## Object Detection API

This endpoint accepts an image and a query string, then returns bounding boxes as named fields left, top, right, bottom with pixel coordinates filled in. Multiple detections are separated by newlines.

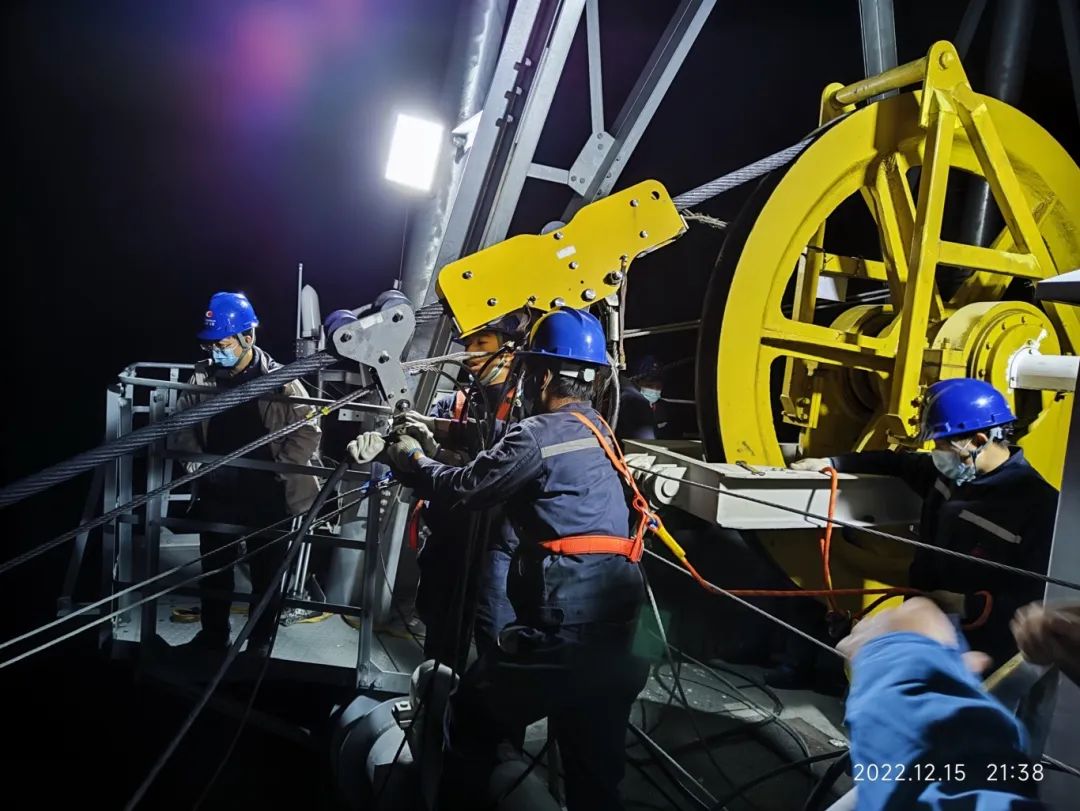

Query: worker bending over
left=795, top=378, right=1057, bottom=667
left=353, top=308, right=649, bottom=810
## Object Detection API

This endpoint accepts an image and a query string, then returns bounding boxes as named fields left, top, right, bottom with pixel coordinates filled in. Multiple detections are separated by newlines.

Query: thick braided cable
left=0, top=352, right=339, bottom=509
left=0, top=385, right=371, bottom=575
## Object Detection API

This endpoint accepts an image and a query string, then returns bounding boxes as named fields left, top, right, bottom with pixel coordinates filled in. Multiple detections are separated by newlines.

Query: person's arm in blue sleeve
left=428, top=393, right=455, bottom=419
left=844, top=604, right=1045, bottom=810
left=832, top=450, right=939, bottom=496
left=410, top=422, right=542, bottom=511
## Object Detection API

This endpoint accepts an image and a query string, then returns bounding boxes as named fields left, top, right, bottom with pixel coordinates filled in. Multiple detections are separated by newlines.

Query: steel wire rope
left=193, top=475, right=401, bottom=810
left=671, top=124, right=836, bottom=210
left=643, top=569, right=736, bottom=798
left=0, top=346, right=477, bottom=517
left=0, top=352, right=341, bottom=509
left=633, top=643, right=803, bottom=759
left=710, top=750, right=850, bottom=811
left=644, top=648, right=812, bottom=761
left=645, top=549, right=844, bottom=662
left=1043, top=755, right=1080, bottom=779
left=0, top=478, right=392, bottom=670
left=0, top=479, right=380, bottom=652
left=1, top=350, right=482, bottom=577
left=0, top=383, right=373, bottom=575
left=123, top=461, right=350, bottom=810
left=631, top=464, right=1080, bottom=595
left=627, top=722, right=714, bottom=811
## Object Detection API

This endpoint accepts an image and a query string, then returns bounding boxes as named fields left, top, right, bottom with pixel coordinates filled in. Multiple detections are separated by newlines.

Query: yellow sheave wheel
left=697, top=85, right=1080, bottom=489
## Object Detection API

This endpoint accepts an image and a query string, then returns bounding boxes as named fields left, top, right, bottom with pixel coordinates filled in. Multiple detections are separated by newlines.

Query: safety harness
left=451, top=387, right=515, bottom=422
left=536, top=410, right=654, bottom=564
left=407, top=386, right=516, bottom=550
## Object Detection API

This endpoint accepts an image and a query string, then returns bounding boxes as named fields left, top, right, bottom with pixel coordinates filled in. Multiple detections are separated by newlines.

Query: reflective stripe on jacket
left=410, top=402, right=644, bottom=628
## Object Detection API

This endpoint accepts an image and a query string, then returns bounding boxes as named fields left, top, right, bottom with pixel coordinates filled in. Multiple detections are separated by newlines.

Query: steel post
left=857, top=0, right=898, bottom=96
left=1034, top=270, right=1080, bottom=784
left=139, top=388, right=169, bottom=646
left=955, top=0, right=989, bottom=59
left=400, top=0, right=512, bottom=310
left=59, top=466, right=104, bottom=616
left=563, top=0, right=716, bottom=218
left=1060, top=0, right=1080, bottom=127
left=960, top=0, right=1036, bottom=250
left=356, top=471, right=383, bottom=689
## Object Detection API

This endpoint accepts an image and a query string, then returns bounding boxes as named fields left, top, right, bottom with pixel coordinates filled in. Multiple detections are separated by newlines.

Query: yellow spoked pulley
left=697, top=41, right=1080, bottom=489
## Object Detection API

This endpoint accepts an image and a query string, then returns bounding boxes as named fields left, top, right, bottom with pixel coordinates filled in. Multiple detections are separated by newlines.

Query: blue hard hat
left=919, top=378, right=1016, bottom=441
left=518, top=307, right=609, bottom=366
left=629, top=354, right=663, bottom=380
left=198, top=292, right=259, bottom=341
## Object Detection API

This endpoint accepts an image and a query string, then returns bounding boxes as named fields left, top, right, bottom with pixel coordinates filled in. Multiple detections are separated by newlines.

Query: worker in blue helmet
left=793, top=378, right=1058, bottom=667
left=351, top=307, right=649, bottom=810
left=170, top=292, right=322, bottom=654
left=395, top=310, right=529, bottom=662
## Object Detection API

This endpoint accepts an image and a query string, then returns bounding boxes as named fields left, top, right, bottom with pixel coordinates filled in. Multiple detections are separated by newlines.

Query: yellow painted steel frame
left=713, top=41, right=1080, bottom=491
left=436, top=181, right=685, bottom=337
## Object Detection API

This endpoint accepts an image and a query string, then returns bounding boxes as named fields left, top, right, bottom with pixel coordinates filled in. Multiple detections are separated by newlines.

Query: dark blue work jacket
left=411, top=402, right=645, bottom=629
left=832, top=448, right=1058, bottom=662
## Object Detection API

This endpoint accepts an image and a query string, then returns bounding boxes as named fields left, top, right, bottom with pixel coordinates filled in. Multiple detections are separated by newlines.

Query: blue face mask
left=640, top=387, right=662, bottom=405
left=212, top=345, right=242, bottom=368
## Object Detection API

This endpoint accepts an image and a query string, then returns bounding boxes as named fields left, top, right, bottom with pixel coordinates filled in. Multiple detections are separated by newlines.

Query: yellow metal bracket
left=817, top=41, right=1075, bottom=441
left=436, top=181, right=686, bottom=337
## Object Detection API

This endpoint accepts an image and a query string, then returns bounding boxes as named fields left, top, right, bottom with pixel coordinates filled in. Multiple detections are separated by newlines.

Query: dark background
left=3, top=0, right=1077, bottom=807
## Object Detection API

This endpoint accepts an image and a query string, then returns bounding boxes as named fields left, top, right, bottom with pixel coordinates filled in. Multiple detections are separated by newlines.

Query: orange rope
left=820, top=467, right=840, bottom=613
left=569, top=418, right=994, bottom=632
left=680, top=556, right=915, bottom=598
left=644, top=467, right=993, bottom=631
left=962, top=590, right=994, bottom=630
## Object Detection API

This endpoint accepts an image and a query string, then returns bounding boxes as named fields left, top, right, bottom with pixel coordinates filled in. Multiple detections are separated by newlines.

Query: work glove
left=790, top=457, right=832, bottom=472
left=347, top=432, right=386, bottom=464
left=399, top=410, right=436, bottom=431
left=401, top=421, right=438, bottom=460
left=385, top=433, right=425, bottom=474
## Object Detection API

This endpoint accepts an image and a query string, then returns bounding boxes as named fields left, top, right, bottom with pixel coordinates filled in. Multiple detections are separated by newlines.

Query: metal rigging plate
left=436, top=180, right=686, bottom=336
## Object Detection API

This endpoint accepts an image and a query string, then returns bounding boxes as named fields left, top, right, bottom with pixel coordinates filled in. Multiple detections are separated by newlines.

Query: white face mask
left=640, top=387, right=662, bottom=405
left=931, top=441, right=979, bottom=485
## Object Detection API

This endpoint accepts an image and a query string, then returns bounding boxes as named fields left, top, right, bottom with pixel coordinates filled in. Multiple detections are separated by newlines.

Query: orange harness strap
left=533, top=411, right=656, bottom=564
left=538, top=535, right=642, bottom=560
left=406, top=500, right=424, bottom=551
left=451, top=388, right=515, bottom=422
left=451, top=390, right=467, bottom=421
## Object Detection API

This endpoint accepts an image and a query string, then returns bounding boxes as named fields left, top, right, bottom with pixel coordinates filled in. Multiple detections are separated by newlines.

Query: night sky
left=3, top=0, right=1078, bottom=806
